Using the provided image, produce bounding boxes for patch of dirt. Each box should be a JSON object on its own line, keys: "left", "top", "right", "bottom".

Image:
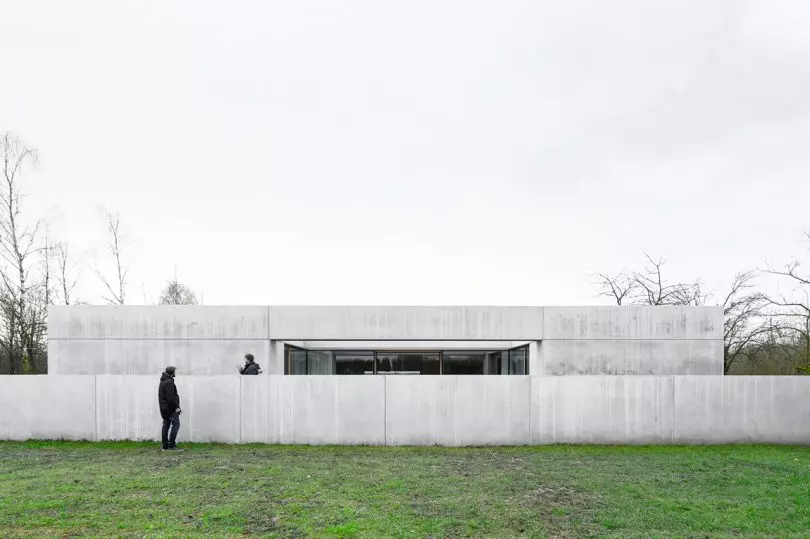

{"left": 523, "top": 484, "right": 604, "bottom": 538}
{"left": 525, "top": 485, "right": 580, "bottom": 504}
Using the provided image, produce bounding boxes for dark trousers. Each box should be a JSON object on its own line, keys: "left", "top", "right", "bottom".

{"left": 161, "top": 412, "right": 180, "bottom": 449}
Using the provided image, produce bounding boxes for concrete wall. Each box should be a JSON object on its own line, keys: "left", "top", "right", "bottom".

{"left": 0, "top": 376, "right": 96, "bottom": 440}
{"left": 537, "top": 306, "right": 723, "bottom": 375}
{"left": 385, "top": 376, "right": 531, "bottom": 445}
{"left": 2, "top": 375, "right": 809, "bottom": 445}
{"left": 268, "top": 306, "right": 545, "bottom": 340}
{"left": 48, "top": 305, "right": 723, "bottom": 376}
{"left": 49, "top": 306, "right": 270, "bottom": 375}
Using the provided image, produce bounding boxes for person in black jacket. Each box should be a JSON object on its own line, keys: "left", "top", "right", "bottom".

{"left": 238, "top": 353, "right": 262, "bottom": 375}
{"left": 158, "top": 366, "right": 183, "bottom": 451}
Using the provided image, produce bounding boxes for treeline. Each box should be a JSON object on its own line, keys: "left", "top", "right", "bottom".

{"left": 0, "top": 132, "right": 198, "bottom": 374}
{"left": 594, "top": 250, "right": 810, "bottom": 375}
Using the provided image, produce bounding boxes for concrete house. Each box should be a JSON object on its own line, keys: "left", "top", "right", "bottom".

{"left": 48, "top": 305, "right": 723, "bottom": 376}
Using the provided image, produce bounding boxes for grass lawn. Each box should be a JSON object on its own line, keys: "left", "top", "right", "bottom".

{"left": 0, "top": 442, "right": 808, "bottom": 538}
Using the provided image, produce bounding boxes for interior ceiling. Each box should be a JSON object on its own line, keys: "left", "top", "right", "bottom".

{"left": 285, "top": 340, "right": 531, "bottom": 351}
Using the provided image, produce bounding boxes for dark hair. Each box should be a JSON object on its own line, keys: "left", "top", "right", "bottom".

{"left": 165, "top": 366, "right": 176, "bottom": 376}
{"left": 245, "top": 353, "right": 255, "bottom": 362}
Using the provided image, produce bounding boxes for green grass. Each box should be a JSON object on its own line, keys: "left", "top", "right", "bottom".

{"left": 0, "top": 442, "right": 808, "bottom": 538}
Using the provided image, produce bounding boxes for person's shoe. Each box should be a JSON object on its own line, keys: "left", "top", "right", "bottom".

{"left": 168, "top": 446, "right": 185, "bottom": 452}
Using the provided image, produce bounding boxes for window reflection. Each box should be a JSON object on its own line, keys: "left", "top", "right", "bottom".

{"left": 289, "top": 348, "right": 307, "bottom": 375}
{"left": 376, "top": 353, "right": 439, "bottom": 375}
{"left": 443, "top": 353, "right": 485, "bottom": 375}
{"left": 308, "top": 351, "right": 334, "bottom": 375}
{"left": 508, "top": 346, "right": 528, "bottom": 375}
{"left": 335, "top": 352, "right": 374, "bottom": 375}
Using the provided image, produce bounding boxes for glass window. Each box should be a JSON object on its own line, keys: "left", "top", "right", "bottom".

{"left": 307, "top": 351, "right": 334, "bottom": 374}
{"left": 376, "top": 352, "right": 439, "bottom": 374}
{"left": 288, "top": 346, "right": 307, "bottom": 375}
{"left": 284, "top": 347, "right": 526, "bottom": 376}
{"left": 508, "top": 346, "right": 528, "bottom": 375}
{"left": 335, "top": 352, "right": 374, "bottom": 375}
{"left": 485, "top": 352, "right": 503, "bottom": 375}
{"left": 443, "top": 353, "right": 485, "bottom": 375}
{"left": 375, "top": 353, "right": 399, "bottom": 374}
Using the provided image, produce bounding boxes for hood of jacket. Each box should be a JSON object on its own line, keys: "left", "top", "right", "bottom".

{"left": 160, "top": 372, "right": 174, "bottom": 382}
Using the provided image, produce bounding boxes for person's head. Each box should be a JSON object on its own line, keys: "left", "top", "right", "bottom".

{"left": 244, "top": 353, "right": 255, "bottom": 364}
{"left": 165, "top": 366, "right": 176, "bottom": 377}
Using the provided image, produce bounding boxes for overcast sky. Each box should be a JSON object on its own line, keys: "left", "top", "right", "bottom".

{"left": 1, "top": 0, "right": 809, "bottom": 306}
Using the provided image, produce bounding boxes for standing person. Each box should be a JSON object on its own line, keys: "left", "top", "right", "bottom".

{"left": 158, "top": 366, "right": 183, "bottom": 451}
{"left": 238, "top": 353, "right": 262, "bottom": 375}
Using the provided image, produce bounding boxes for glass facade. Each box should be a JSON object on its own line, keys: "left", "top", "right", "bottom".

{"left": 443, "top": 352, "right": 486, "bottom": 375}
{"left": 284, "top": 345, "right": 530, "bottom": 375}
{"left": 334, "top": 351, "right": 374, "bottom": 375}
{"left": 376, "top": 353, "right": 440, "bottom": 375}
{"left": 507, "top": 346, "right": 528, "bottom": 375}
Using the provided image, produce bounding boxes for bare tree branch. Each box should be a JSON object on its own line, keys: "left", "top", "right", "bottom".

{"left": 94, "top": 208, "right": 128, "bottom": 305}
{"left": 55, "top": 242, "right": 78, "bottom": 305}
{"left": 592, "top": 271, "right": 636, "bottom": 305}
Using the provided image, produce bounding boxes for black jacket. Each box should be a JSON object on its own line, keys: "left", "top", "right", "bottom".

{"left": 158, "top": 373, "right": 180, "bottom": 419}
{"left": 239, "top": 362, "right": 261, "bottom": 375}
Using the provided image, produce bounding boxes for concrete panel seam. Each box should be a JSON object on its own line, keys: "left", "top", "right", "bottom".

{"left": 669, "top": 375, "right": 675, "bottom": 444}
{"left": 238, "top": 377, "right": 243, "bottom": 444}
{"left": 93, "top": 375, "right": 98, "bottom": 442}
{"left": 527, "top": 376, "right": 533, "bottom": 445}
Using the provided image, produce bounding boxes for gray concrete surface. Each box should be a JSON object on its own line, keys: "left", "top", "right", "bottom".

{"left": 48, "top": 305, "right": 724, "bottom": 376}
{"left": 385, "top": 375, "right": 531, "bottom": 445}
{"left": 49, "top": 305, "right": 269, "bottom": 339}
{"left": 672, "top": 375, "right": 810, "bottom": 444}
{"left": 49, "top": 339, "right": 270, "bottom": 375}
{"left": 0, "top": 376, "right": 96, "bottom": 440}
{"left": 267, "top": 375, "right": 386, "bottom": 444}
{"left": 96, "top": 375, "right": 160, "bottom": 441}
{"left": 542, "top": 306, "right": 722, "bottom": 340}
{"left": 267, "top": 306, "right": 545, "bottom": 340}
{"left": 531, "top": 376, "right": 675, "bottom": 444}
{"left": 539, "top": 339, "right": 723, "bottom": 375}
{"left": 2, "top": 375, "right": 810, "bottom": 445}
{"left": 184, "top": 375, "right": 241, "bottom": 443}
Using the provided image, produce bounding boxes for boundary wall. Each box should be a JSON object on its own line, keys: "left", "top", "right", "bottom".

{"left": 2, "top": 375, "right": 808, "bottom": 445}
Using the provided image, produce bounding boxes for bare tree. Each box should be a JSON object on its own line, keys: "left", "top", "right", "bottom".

{"left": 55, "top": 242, "right": 78, "bottom": 305}
{"left": 95, "top": 208, "right": 128, "bottom": 305}
{"left": 764, "top": 238, "right": 810, "bottom": 372}
{"left": 594, "top": 253, "right": 705, "bottom": 307}
{"left": 721, "top": 271, "right": 769, "bottom": 374}
{"left": 594, "top": 271, "right": 636, "bottom": 305}
{"left": 0, "top": 132, "right": 46, "bottom": 374}
{"left": 633, "top": 253, "right": 707, "bottom": 306}
{"left": 159, "top": 279, "right": 198, "bottom": 305}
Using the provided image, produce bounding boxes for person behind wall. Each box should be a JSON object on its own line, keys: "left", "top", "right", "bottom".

{"left": 158, "top": 366, "right": 183, "bottom": 451}
{"left": 238, "top": 353, "right": 262, "bottom": 375}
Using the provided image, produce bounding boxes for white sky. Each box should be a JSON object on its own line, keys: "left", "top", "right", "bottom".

{"left": 1, "top": 0, "right": 809, "bottom": 306}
